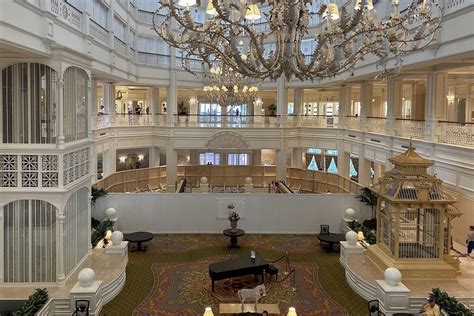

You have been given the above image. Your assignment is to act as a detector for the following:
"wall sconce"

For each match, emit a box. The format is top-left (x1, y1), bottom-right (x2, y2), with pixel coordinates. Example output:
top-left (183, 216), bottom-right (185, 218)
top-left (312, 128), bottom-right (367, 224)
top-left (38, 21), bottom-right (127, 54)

top-left (203, 307), bottom-right (214, 316)
top-left (254, 97), bottom-right (264, 107)
top-left (119, 156), bottom-right (127, 164)
top-left (446, 93), bottom-right (455, 103)
top-left (358, 231), bottom-right (365, 241)
top-left (287, 307), bottom-right (298, 316)
top-left (137, 154), bottom-right (144, 161)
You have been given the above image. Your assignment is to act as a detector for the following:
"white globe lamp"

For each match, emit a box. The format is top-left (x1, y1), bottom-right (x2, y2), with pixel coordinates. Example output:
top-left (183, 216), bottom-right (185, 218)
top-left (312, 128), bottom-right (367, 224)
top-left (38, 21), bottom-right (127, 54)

top-left (343, 208), bottom-right (356, 222)
top-left (345, 231), bottom-right (358, 245)
top-left (78, 268), bottom-right (96, 287)
top-left (105, 208), bottom-right (117, 220)
top-left (245, 177), bottom-right (253, 184)
top-left (111, 231), bottom-right (124, 246)
top-left (384, 267), bottom-right (402, 286)
top-left (200, 176), bottom-right (208, 184)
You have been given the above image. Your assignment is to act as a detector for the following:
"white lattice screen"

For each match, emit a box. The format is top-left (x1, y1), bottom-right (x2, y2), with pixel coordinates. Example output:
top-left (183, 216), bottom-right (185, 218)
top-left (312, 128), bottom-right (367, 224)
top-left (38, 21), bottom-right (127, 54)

top-left (63, 188), bottom-right (89, 276)
top-left (3, 200), bottom-right (57, 283)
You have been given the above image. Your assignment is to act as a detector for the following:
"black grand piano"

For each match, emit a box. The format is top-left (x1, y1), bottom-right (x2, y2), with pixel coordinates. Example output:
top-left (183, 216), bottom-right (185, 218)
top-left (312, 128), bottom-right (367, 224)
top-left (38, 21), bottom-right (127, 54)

top-left (209, 251), bottom-right (269, 292)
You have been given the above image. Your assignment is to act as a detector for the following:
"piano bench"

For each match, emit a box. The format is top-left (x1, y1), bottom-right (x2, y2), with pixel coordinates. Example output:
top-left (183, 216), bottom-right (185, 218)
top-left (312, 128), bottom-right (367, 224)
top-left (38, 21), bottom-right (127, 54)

top-left (267, 264), bottom-right (278, 280)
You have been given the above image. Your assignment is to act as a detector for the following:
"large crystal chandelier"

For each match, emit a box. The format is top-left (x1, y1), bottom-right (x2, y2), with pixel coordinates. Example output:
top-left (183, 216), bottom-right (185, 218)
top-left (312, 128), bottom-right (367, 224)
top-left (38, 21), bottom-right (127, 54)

top-left (154, 0), bottom-right (442, 81)
top-left (203, 65), bottom-right (258, 106)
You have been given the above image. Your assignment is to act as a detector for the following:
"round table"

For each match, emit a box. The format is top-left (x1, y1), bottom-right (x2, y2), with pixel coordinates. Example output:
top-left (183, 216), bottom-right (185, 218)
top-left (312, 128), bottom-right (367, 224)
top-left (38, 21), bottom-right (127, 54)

top-left (316, 233), bottom-right (345, 252)
top-left (223, 228), bottom-right (245, 248)
top-left (124, 231), bottom-right (154, 252)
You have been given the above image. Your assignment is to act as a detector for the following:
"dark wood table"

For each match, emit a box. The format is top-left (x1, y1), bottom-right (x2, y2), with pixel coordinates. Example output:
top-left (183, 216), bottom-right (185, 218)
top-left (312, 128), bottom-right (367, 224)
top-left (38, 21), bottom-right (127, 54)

top-left (223, 228), bottom-right (245, 248)
top-left (124, 231), bottom-right (154, 252)
top-left (316, 233), bottom-right (345, 252)
top-left (209, 251), bottom-right (269, 292)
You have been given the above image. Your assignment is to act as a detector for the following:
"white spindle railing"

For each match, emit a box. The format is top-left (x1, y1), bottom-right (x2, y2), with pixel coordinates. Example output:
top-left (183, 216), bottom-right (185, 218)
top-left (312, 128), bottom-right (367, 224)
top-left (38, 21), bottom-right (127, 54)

top-left (366, 117), bottom-right (387, 134)
top-left (114, 37), bottom-right (127, 56)
top-left (90, 21), bottom-right (109, 44)
top-left (138, 52), bottom-right (170, 67)
top-left (345, 116), bottom-right (361, 131)
top-left (395, 119), bottom-right (426, 140)
top-left (438, 121), bottom-right (474, 148)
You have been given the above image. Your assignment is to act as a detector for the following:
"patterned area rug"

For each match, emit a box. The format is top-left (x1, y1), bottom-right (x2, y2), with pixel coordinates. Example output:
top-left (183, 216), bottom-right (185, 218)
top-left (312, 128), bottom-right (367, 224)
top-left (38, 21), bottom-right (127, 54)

top-left (101, 234), bottom-right (367, 316)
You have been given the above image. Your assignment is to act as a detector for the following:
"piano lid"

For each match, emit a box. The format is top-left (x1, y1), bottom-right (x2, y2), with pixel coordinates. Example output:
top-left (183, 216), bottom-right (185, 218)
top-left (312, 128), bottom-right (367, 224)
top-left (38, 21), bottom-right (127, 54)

top-left (209, 251), bottom-right (268, 273)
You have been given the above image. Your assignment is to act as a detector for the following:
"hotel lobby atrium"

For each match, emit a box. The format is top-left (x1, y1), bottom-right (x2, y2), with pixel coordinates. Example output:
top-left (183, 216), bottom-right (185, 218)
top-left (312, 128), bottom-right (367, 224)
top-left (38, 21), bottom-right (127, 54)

top-left (0, 0), bottom-right (473, 315)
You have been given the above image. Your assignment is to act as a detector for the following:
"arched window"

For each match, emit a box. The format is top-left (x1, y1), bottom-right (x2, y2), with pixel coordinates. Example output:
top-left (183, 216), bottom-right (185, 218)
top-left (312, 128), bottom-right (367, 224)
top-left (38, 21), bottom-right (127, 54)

top-left (64, 67), bottom-right (88, 142)
top-left (63, 188), bottom-right (89, 276)
top-left (3, 200), bottom-right (57, 283)
top-left (1, 63), bottom-right (58, 144)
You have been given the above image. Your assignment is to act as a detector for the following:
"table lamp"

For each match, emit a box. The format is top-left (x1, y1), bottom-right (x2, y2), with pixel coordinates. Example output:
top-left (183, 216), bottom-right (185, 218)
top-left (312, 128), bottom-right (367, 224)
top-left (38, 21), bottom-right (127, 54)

top-left (203, 307), bottom-right (214, 316)
top-left (287, 307), bottom-right (297, 316)
top-left (103, 230), bottom-right (113, 248)
top-left (357, 231), bottom-right (365, 241)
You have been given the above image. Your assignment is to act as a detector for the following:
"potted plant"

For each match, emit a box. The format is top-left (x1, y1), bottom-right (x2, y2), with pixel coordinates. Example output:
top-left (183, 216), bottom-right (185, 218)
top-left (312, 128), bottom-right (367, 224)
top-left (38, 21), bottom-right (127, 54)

top-left (267, 103), bottom-right (277, 117)
top-left (177, 101), bottom-right (189, 121)
top-left (13, 288), bottom-right (49, 316)
top-left (91, 185), bottom-right (107, 205)
top-left (429, 288), bottom-right (471, 316)
top-left (356, 186), bottom-right (377, 218)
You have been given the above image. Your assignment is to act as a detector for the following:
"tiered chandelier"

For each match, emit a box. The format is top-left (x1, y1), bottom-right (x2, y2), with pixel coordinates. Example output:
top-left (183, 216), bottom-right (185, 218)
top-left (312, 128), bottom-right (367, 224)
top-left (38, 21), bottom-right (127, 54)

top-left (154, 0), bottom-right (442, 81)
top-left (203, 65), bottom-right (259, 106)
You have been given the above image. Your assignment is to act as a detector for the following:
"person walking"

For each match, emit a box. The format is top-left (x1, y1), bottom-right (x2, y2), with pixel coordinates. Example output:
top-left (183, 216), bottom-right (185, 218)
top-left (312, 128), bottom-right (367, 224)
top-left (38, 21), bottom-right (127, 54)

top-left (467, 225), bottom-right (474, 257)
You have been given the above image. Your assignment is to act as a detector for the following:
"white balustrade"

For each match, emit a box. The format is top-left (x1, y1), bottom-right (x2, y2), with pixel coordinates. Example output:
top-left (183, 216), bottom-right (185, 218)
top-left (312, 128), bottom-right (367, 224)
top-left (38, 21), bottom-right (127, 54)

top-left (366, 117), bottom-right (387, 134)
top-left (49, 0), bottom-right (82, 31)
top-left (395, 119), bottom-right (426, 140)
top-left (438, 122), bottom-right (473, 148)
top-left (90, 21), bottom-right (109, 44)
top-left (138, 52), bottom-right (170, 67)
top-left (345, 117), bottom-right (361, 131)
top-left (114, 37), bottom-right (127, 56)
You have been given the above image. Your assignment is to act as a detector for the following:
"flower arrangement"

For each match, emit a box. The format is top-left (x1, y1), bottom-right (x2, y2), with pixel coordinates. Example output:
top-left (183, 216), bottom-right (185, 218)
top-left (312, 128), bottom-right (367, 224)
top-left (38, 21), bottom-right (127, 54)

top-left (229, 211), bottom-right (240, 221)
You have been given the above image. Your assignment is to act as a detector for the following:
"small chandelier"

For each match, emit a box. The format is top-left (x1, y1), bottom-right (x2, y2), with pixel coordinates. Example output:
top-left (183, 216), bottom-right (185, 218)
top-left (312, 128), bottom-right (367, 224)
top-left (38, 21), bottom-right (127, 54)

top-left (154, 0), bottom-right (442, 81)
top-left (203, 65), bottom-right (258, 107)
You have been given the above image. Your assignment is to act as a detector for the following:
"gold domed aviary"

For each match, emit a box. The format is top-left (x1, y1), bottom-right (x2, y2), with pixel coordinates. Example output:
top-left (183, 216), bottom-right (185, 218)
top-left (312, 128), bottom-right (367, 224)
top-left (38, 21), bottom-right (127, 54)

top-left (154, 0), bottom-right (442, 81)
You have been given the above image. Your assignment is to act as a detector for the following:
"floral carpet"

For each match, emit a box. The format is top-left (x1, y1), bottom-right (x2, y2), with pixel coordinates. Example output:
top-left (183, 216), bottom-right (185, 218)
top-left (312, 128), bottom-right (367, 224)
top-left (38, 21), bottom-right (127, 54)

top-left (101, 234), bottom-right (367, 316)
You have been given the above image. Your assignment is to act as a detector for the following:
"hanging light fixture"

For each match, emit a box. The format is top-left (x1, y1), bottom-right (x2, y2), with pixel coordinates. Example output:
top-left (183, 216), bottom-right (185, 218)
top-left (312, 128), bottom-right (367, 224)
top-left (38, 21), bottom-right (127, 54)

top-left (203, 64), bottom-right (258, 107)
top-left (154, 0), bottom-right (442, 81)
top-left (177, 0), bottom-right (197, 8)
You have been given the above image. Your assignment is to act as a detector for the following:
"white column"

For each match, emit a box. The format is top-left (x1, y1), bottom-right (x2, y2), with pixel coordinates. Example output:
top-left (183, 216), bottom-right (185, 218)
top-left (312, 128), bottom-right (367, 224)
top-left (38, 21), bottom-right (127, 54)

top-left (276, 141), bottom-right (287, 180)
top-left (149, 147), bottom-right (160, 167)
top-left (166, 142), bottom-right (177, 188)
top-left (103, 149), bottom-right (116, 177)
top-left (360, 83), bottom-right (373, 130)
top-left (56, 213), bottom-right (66, 285)
top-left (425, 72), bottom-right (448, 141)
top-left (57, 78), bottom-right (65, 148)
top-left (149, 87), bottom-right (159, 125)
top-left (387, 79), bottom-right (403, 134)
top-left (88, 195), bottom-right (92, 252)
top-left (167, 71), bottom-right (177, 126)
top-left (339, 85), bottom-right (352, 127)
top-left (103, 83), bottom-right (116, 114)
top-left (91, 80), bottom-right (98, 129)
top-left (294, 88), bottom-right (304, 126)
top-left (276, 76), bottom-right (288, 125)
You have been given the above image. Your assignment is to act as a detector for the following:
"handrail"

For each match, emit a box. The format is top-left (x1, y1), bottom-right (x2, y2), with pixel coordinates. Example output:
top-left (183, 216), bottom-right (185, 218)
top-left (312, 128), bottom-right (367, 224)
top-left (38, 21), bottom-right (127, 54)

top-left (438, 120), bottom-right (474, 125)
top-left (367, 116), bottom-right (387, 119)
top-left (395, 118), bottom-right (425, 122)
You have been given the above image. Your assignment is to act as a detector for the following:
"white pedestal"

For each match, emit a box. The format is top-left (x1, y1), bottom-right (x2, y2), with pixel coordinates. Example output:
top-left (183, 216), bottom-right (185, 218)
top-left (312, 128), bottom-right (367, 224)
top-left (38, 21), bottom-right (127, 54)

top-left (105, 241), bottom-right (129, 255)
top-left (244, 184), bottom-right (253, 193)
top-left (339, 241), bottom-right (364, 267)
top-left (199, 183), bottom-right (209, 193)
top-left (375, 280), bottom-right (411, 315)
top-left (70, 281), bottom-right (103, 316)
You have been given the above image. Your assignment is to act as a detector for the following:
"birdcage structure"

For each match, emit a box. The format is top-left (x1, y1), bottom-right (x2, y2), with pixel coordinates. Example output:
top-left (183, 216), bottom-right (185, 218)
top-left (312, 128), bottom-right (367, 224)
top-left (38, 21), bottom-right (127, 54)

top-left (366, 143), bottom-right (462, 280)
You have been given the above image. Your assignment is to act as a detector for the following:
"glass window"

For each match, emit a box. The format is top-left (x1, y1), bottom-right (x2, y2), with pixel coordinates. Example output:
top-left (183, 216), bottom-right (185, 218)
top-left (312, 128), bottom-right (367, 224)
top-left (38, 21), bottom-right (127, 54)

top-left (114, 16), bottom-right (126, 42)
top-left (307, 148), bottom-right (322, 154)
top-left (228, 153), bottom-right (249, 165)
top-left (64, 67), bottom-right (88, 143)
top-left (199, 152), bottom-right (220, 165)
top-left (136, 0), bottom-right (159, 11)
top-left (2, 63), bottom-right (58, 144)
top-left (92, 0), bottom-right (108, 29)
top-left (66, 0), bottom-right (82, 11)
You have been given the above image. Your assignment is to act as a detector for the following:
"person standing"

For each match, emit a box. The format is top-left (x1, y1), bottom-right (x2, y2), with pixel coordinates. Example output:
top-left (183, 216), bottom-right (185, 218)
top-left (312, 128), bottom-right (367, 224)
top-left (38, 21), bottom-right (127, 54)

top-left (467, 225), bottom-right (474, 256)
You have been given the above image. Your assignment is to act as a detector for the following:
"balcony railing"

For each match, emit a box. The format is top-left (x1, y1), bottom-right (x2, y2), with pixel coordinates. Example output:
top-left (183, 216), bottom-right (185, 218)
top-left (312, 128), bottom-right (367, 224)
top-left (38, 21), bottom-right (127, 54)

top-left (438, 121), bottom-right (473, 148)
top-left (395, 118), bottom-right (426, 140)
top-left (300, 115), bottom-right (340, 128)
top-left (90, 20), bottom-right (109, 44)
top-left (94, 114), bottom-right (153, 129)
top-left (138, 52), bottom-right (170, 67)
top-left (50, 0), bottom-right (82, 31)
top-left (366, 117), bottom-right (387, 134)
top-left (345, 116), bottom-right (361, 131)
top-left (174, 114), bottom-right (281, 128)
top-left (114, 37), bottom-right (127, 56)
